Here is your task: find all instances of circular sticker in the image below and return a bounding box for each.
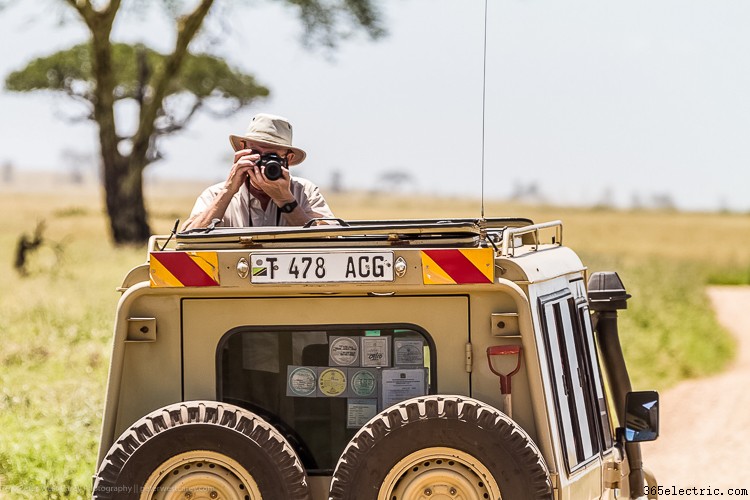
[288,367,317,397]
[330,337,359,366]
[318,368,347,397]
[350,370,377,397]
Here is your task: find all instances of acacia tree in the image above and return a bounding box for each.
[5,0,383,244]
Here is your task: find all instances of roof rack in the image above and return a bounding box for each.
[172,217,534,250]
[501,220,564,257]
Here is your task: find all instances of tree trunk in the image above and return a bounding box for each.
[84,8,151,245]
[103,156,151,244]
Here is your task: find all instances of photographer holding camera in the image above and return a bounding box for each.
[182,113,333,230]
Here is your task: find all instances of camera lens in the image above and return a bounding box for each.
[264,162,282,180]
[259,154,285,181]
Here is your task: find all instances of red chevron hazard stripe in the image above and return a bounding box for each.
[421,249,494,284]
[150,251,220,287]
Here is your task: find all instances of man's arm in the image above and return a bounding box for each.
[181,148,259,231]
[283,178,335,226]
[248,166,330,226]
[181,187,235,230]
[277,199,327,226]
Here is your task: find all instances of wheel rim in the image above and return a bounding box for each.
[378,447,501,500]
[141,450,262,500]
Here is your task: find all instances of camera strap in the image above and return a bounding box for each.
[245,188,283,226]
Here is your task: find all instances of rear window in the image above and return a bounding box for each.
[217,325,435,474]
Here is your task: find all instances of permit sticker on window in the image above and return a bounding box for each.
[329,336,360,367]
[286,366,317,397]
[381,368,428,409]
[360,336,391,368]
[347,399,378,429]
[349,368,379,398]
[394,338,425,367]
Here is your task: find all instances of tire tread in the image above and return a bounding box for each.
[93,400,310,500]
[329,395,553,500]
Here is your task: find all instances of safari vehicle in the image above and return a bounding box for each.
[93,217,660,500]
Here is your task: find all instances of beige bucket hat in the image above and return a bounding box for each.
[229,113,307,166]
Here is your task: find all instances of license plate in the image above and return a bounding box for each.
[250,252,394,283]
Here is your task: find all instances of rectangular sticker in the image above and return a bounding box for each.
[347,399,378,429]
[360,336,391,368]
[381,368,428,409]
[394,338,425,367]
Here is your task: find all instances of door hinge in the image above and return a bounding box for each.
[603,460,621,489]
[465,342,473,372]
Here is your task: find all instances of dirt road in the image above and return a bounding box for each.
[641,286,750,493]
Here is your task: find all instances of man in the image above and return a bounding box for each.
[182,113,333,230]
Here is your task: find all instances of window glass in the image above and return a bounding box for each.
[218,326,433,474]
[578,303,614,450]
[540,292,602,471]
[542,303,579,467]
[557,302,595,460]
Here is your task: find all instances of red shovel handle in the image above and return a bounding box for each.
[486,345,523,393]
[487,345,521,357]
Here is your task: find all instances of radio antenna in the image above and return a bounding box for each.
[480,0,489,219]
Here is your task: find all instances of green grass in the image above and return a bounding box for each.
[706,265,750,285]
[0,188,145,498]
[0,186,747,496]
[0,222,142,497]
[580,253,737,390]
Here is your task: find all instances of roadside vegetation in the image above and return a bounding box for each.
[0,186,747,497]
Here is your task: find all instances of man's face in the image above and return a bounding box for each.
[242,141,293,162]
[241,141,295,190]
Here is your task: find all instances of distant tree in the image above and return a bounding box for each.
[2,161,13,184]
[5,0,384,244]
[717,197,731,214]
[651,193,676,211]
[510,181,545,204]
[630,192,643,211]
[330,170,343,193]
[61,148,96,184]
[593,187,615,211]
[378,170,416,192]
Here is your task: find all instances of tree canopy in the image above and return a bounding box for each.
[4,0,385,244]
[6,42,269,152]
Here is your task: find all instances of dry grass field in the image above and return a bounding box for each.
[0,181,748,497]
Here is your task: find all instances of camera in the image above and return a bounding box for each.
[258,153,287,181]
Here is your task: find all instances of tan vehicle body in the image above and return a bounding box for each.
[94,218,658,500]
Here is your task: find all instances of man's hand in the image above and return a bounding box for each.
[226,148,261,195]
[180,148,260,231]
[247,161,295,206]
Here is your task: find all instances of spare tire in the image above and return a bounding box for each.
[329,395,552,500]
[93,400,311,500]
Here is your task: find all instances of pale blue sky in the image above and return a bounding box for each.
[1,1,749,211]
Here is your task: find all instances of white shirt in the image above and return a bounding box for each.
[189,177,334,227]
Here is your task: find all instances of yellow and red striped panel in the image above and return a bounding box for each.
[421,248,494,285]
[149,251,220,287]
